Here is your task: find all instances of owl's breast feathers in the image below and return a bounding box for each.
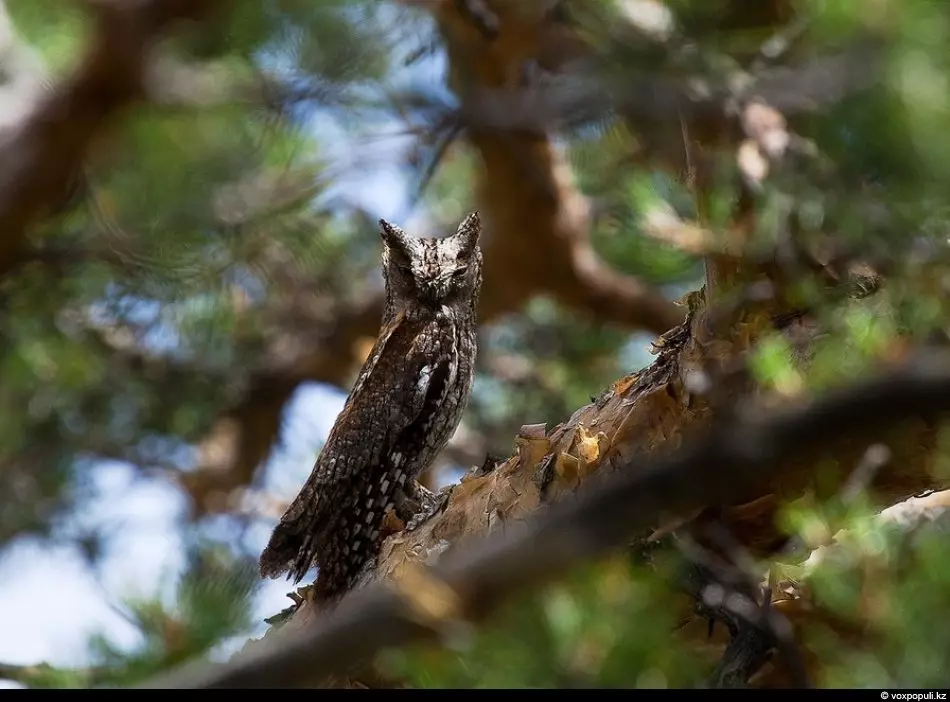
[259,305,476,588]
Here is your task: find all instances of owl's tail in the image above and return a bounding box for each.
[259,484,336,583]
[259,517,311,582]
[259,494,369,605]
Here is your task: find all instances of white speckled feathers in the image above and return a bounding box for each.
[259,213,482,600]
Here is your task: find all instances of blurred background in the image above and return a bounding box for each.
[2,0,950,689]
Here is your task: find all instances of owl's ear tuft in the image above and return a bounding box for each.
[453,211,481,253]
[379,219,410,250]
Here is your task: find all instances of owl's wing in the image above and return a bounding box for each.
[260,313,452,579]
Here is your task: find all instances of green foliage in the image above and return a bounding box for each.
[379,559,707,689]
[5,1,90,75]
[569,127,701,286]
[797,511,950,688]
[0,0,401,540]
[471,298,633,454]
[88,544,256,686]
[9,543,257,689]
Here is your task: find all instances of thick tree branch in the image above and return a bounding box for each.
[435,0,683,329]
[139,351,950,689]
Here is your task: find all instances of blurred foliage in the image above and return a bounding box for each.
[83,544,257,688]
[7,542,256,689]
[782,502,950,688]
[471,297,633,452]
[2,0,950,691]
[379,558,706,688]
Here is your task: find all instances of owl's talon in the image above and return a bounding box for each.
[399,482,450,532]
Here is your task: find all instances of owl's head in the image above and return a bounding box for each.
[379,212,483,314]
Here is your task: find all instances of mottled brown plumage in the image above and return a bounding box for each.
[259,213,482,602]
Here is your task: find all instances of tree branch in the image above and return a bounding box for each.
[435,0,684,332]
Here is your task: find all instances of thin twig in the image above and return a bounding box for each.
[678,532,809,688]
